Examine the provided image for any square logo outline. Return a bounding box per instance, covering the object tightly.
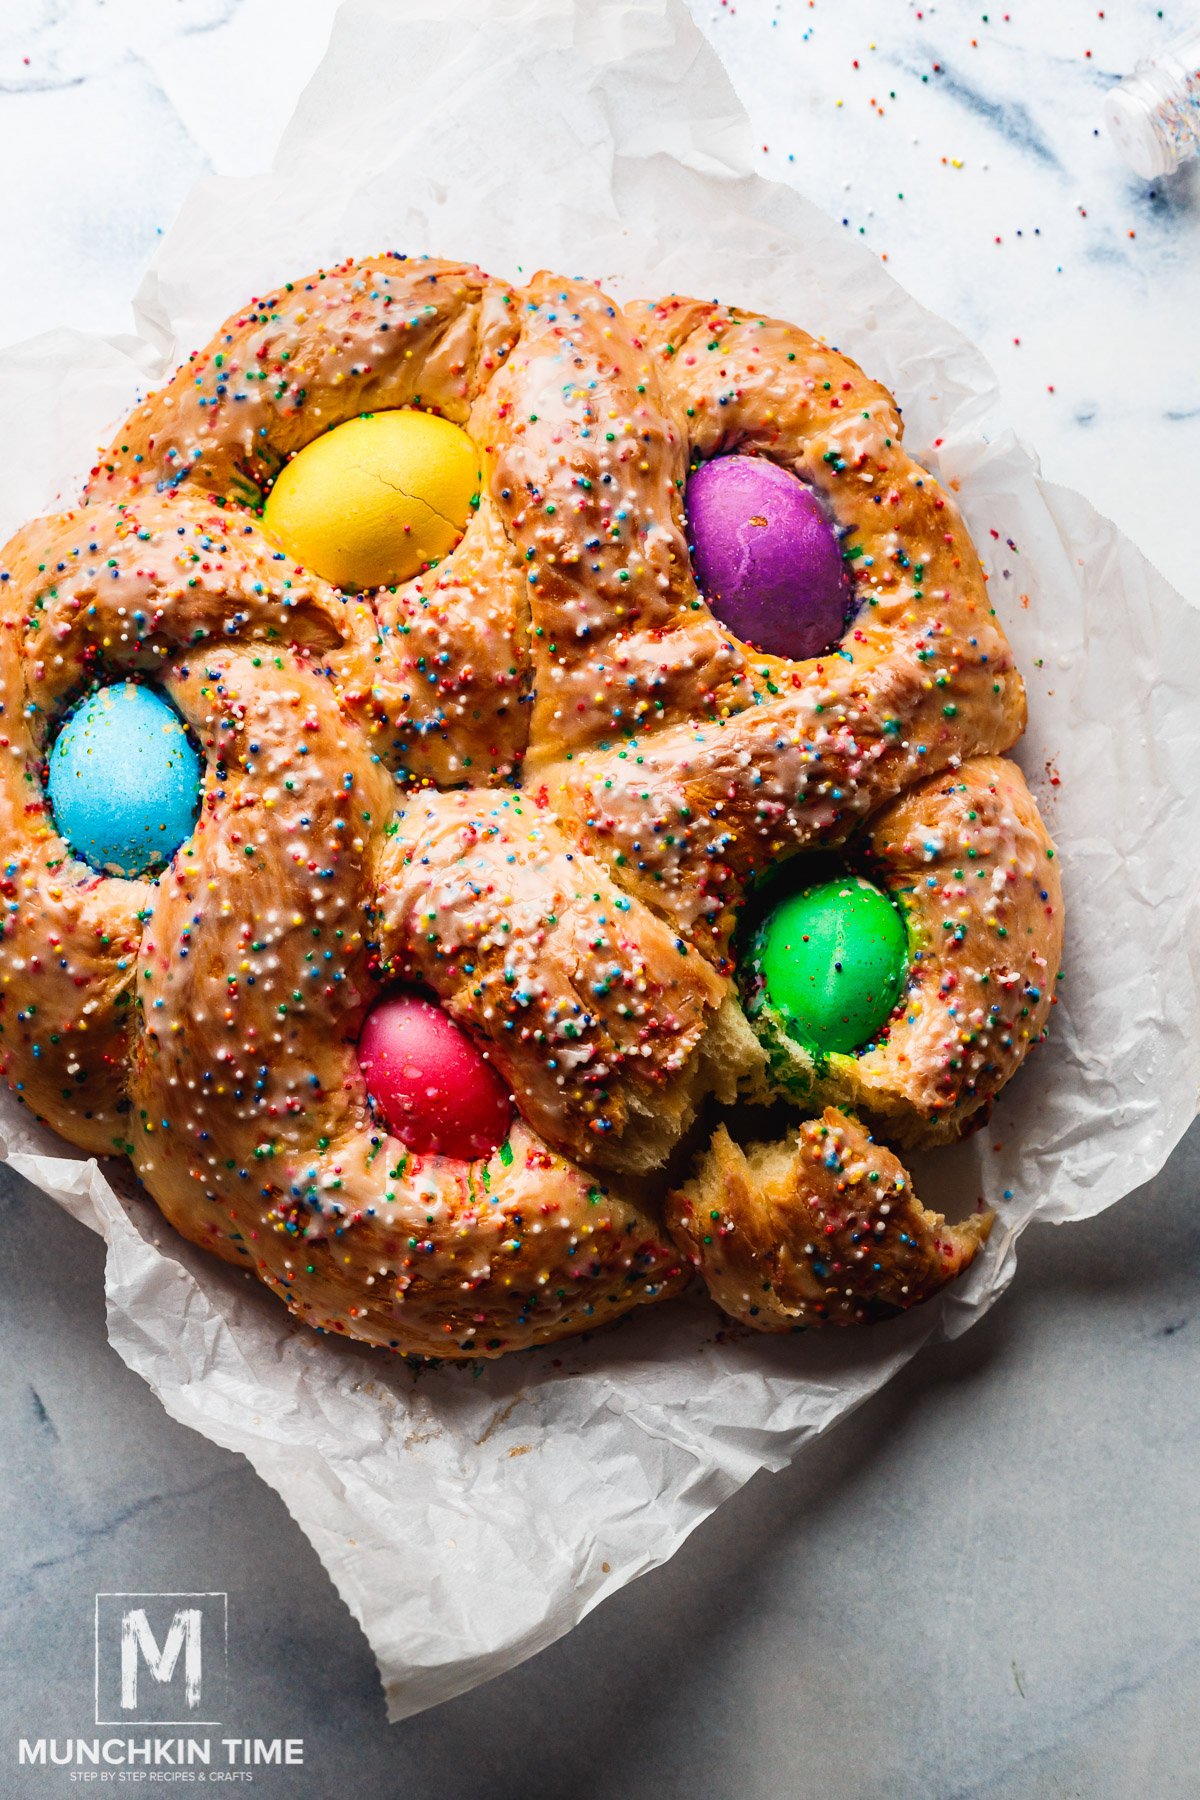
[94,1591,228,1726]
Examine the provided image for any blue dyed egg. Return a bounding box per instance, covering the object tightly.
[48,682,201,877]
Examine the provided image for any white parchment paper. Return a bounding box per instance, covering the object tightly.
[1,0,1197,1723]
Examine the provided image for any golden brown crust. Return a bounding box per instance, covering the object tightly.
[88,256,501,504]
[548,300,1026,959]
[329,495,532,785]
[847,754,1063,1141]
[746,755,1065,1146]
[373,786,732,1173]
[126,646,684,1357]
[485,273,747,769]
[0,253,1061,1355]
[665,1108,992,1331]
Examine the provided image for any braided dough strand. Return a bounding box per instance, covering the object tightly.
[373,785,744,1174]
[666,1107,991,1331]
[744,756,1063,1146]
[88,257,507,504]
[129,646,682,1355]
[835,754,1062,1142]
[92,256,533,789]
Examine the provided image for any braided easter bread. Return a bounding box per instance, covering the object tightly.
[0,254,1062,1358]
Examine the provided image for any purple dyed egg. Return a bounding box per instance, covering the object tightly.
[685,454,852,660]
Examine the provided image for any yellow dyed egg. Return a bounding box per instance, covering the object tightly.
[263,409,479,591]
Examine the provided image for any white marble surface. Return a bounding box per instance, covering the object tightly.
[0,1,1197,1794]
[3,0,1196,593]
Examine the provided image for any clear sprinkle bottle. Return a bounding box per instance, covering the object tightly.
[1105,24,1200,178]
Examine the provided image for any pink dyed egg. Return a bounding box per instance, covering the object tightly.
[357,991,512,1160]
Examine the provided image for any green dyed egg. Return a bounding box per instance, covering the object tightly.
[753,875,908,1056]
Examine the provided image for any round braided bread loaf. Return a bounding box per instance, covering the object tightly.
[0,254,1063,1355]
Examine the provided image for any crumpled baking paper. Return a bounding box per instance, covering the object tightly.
[1,0,1197,1725]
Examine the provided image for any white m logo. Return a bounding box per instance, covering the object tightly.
[95,1593,227,1725]
[120,1607,203,1711]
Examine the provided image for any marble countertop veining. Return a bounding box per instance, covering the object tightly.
[703,0,1200,599]
[2,0,1196,594]
[0,3,1197,1797]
